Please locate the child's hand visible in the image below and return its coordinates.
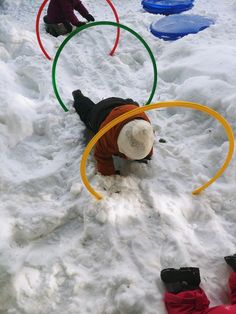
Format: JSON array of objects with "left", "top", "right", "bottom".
[
  {"left": 96, "top": 173, "right": 121, "bottom": 194},
  {"left": 85, "top": 14, "right": 95, "bottom": 22}
]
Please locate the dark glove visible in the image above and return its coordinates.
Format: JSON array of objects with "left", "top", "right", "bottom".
[
  {"left": 77, "top": 21, "right": 87, "bottom": 27},
  {"left": 136, "top": 159, "right": 148, "bottom": 164},
  {"left": 85, "top": 14, "right": 95, "bottom": 22},
  {"left": 115, "top": 170, "right": 121, "bottom": 175},
  {"left": 135, "top": 156, "right": 152, "bottom": 164}
]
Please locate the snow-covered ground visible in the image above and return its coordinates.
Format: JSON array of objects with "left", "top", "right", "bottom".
[{"left": 0, "top": 0, "right": 236, "bottom": 313}]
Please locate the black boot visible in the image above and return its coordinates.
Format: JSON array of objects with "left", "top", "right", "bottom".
[
  {"left": 72, "top": 89, "right": 83, "bottom": 100},
  {"left": 224, "top": 254, "right": 236, "bottom": 272},
  {"left": 43, "top": 16, "right": 71, "bottom": 37},
  {"left": 43, "top": 16, "right": 59, "bottom": 37},
  {"left": 161, "top": 267, "right": 200, "bottom": 294}
]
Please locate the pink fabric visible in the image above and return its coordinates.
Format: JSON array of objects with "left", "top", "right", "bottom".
[
  {"left": 164, "top": 272, "right": 236, "bottom": 314},
  {"left": 229, "top": 272, "right": 236, "bottom": 305},
  {"left": 164, "top": 288, "right": 210, "bottom": 314},
  {"left": 206, "top": 305, "right": 236, "bottom": 314}
]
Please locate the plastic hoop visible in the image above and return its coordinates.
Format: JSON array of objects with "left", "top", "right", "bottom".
[
  {"left": 80, "top": 101, "right": 234, "bottom": 200},
  {"left": 52, "top": 21, "right": 158, "bottom": 111}
]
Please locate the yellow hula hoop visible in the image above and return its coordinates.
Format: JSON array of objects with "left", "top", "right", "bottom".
[{"left": 80, "top": 101, "right": 235, "bottom": 200}]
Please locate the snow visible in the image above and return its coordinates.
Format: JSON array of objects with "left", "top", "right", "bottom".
[{"left": 0, "top": 0, "right": 236, "bottom": 313}]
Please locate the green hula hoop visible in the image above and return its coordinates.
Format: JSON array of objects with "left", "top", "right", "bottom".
[{"left": 52, "top": 21, "right": 158, "bottom": 112}]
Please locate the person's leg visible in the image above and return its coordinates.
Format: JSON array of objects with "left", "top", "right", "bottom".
[
  {"left": 43, "top": 16, "right": 59, "bottom": 37},
  {"left": 72, "top": 90, "right": 96, "bottom": 131},
  {"left": 164, "top": 289, "right": 210, "bottom": 314},
  {"left": 229, "top": 272, "right": 236, "bottom": 305},
  {"left": 161, "top": 268, "right": 210, "bottom": 314},
  {"left": 63, "top": 21, "right": 73, "bottom": 33},
  {"left": 225, "top": 254, "right": 236, "bottom": 304},
  {"left": 43, "top": 16, "right": 71, "bottom": 37}
]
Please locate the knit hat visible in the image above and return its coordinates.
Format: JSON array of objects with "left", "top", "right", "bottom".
[{"left": 117, "top": 119, "right": 154, "bottom": 160}]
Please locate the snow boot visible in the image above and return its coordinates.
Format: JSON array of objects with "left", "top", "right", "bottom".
[
  {"left": 43, "top": 16, "right": 72, "bottom": 37},
  {"left": 161, "top": 267, "right": 200, "bottom": 294},
  {"left": 72, "top": 89, "right": 83, "bottom": 100},
  {"left": 225, "top": 254, "right": 236, "bottom": 272}
]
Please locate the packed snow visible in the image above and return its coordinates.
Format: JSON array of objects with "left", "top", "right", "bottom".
[{"left": 0, "top": 0, "right": 236, "bottom": 313}]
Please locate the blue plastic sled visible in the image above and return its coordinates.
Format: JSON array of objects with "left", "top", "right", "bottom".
[
  {"left": 150, "top": 14, "right": 214, "bottom": 40},
  {"left": 142, "top": 0, "right": 194, "bottom": 15}
]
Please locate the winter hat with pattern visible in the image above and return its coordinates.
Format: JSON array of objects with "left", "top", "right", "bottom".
[{"left": 117, "top": 119, "right": 154, "bottom": 160}]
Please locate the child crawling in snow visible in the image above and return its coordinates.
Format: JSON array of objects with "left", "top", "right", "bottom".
[
  {"left": 161, "top": 254, "right": 236, "bottom": 314},
  {"left": 44, "top": 0, "right": 95, "bottom": 37},
  {"left": 72, "top": 90, "right": 154, "bottom": 176}
]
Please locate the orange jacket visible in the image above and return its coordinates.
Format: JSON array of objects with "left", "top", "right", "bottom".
[{"left": 94, "top": 104, "right": 153, "bottom": 175}]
